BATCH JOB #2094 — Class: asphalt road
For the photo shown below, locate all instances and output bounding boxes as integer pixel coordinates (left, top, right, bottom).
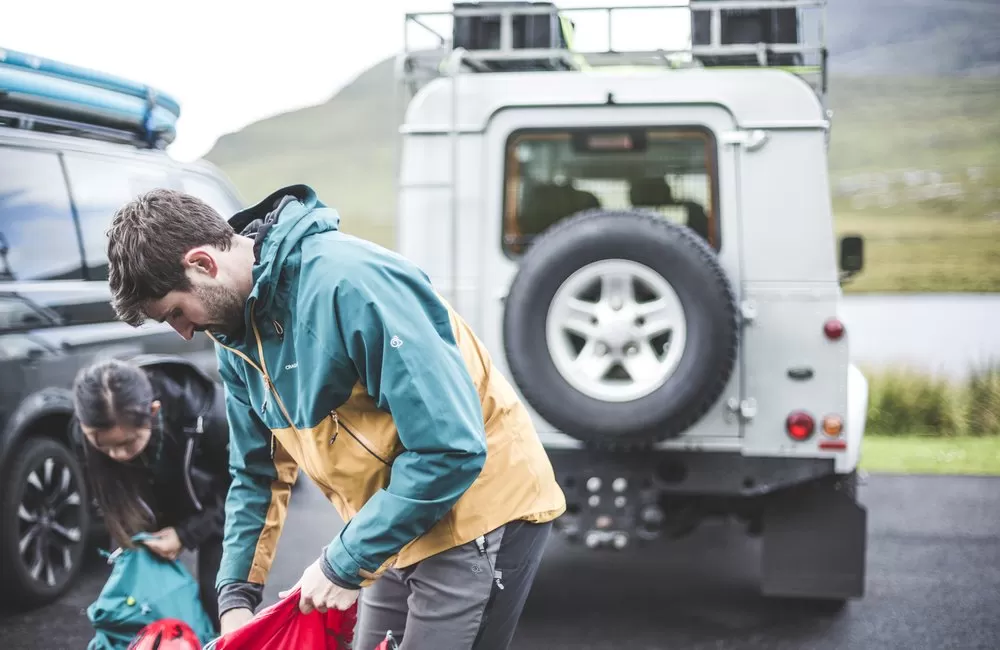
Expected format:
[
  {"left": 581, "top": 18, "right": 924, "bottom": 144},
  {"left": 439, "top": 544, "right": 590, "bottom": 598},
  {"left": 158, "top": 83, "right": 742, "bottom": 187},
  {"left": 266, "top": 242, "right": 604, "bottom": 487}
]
[{"left": 3, "top": 473, "right": 999, "bottom": 650}]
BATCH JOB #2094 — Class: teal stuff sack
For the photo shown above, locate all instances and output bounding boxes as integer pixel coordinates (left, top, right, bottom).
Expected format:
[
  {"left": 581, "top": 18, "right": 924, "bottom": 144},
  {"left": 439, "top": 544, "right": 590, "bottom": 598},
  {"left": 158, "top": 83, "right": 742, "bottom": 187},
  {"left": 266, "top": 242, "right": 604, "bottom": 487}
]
[{"left": 86, "top": 533, "right": 216, "bottom": 650}]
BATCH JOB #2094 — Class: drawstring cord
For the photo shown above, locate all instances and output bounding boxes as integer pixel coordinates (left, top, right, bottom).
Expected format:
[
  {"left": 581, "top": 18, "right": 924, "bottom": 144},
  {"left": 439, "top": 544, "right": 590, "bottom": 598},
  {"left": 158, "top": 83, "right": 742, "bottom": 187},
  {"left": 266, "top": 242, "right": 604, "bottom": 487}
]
[{"left": 474, "top": 534, "right": 504, "bottom": 591}]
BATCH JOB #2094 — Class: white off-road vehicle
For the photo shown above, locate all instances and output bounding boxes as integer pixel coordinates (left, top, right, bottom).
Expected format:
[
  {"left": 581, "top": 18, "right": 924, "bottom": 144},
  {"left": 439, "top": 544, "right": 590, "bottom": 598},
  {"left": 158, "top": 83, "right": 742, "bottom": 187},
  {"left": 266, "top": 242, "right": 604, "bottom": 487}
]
[{"left": 394, "top": 0, "right": 868, "bottom": 605}]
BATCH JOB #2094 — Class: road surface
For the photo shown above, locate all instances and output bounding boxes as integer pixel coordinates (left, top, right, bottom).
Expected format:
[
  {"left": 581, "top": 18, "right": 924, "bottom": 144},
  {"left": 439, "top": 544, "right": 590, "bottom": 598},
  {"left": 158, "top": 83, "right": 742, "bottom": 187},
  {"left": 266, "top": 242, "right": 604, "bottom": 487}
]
[{"left": 2, "top": 473, "right": 999, "bottom": 650}]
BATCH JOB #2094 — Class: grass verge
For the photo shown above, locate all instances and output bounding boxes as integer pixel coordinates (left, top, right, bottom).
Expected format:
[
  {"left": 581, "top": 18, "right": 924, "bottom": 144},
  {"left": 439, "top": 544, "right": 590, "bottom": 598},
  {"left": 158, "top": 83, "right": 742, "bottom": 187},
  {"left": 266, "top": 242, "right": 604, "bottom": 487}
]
[
  {"left": 860, "top": 364, "right": 1000, "bottom": 475},
  {"left": 865, "top": 363, "right": 1000, "bottom": 436},
  {"left": 860, "top": 435, "right": 1000, "bottom": 476}
]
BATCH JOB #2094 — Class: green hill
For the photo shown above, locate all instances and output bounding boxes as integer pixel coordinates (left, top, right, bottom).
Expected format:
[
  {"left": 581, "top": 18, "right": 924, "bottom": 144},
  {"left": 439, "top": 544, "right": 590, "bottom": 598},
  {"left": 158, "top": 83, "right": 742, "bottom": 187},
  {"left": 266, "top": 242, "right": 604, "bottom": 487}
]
[
  {"left": 205, "top": 57, "right": 404, "bottom": 244},
  {"left": 202, "top": 2, "right": 1000, "bottom": 293}
]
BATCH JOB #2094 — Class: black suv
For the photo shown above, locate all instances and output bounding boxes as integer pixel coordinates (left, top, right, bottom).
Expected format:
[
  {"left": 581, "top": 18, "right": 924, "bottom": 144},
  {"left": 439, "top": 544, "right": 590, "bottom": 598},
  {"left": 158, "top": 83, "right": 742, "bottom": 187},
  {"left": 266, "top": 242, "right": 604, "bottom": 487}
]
[{"left": 0, "top": 113, "right": 242, "bottom": 607}]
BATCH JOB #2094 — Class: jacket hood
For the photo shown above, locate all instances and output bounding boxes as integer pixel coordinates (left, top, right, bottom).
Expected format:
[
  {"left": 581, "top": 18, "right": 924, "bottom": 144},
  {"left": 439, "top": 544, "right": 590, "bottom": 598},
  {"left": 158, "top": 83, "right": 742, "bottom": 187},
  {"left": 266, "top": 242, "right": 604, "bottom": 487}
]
[{"left": 220, "top": 184, "right": 340, "bottom": 344}]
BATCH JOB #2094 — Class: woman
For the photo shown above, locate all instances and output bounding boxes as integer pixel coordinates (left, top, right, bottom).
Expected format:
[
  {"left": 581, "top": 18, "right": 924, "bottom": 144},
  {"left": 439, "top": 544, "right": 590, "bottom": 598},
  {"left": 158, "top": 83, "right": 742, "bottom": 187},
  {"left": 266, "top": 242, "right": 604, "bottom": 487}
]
[{"left": 70, "top": 355, "right": 231, "bottom": 631}]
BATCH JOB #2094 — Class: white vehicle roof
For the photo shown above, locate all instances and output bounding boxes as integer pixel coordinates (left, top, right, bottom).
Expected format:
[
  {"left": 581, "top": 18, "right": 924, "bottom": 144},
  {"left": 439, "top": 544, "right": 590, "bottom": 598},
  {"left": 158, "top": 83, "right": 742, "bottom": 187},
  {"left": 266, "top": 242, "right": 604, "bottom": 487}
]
[{"left": 401, "top": 67, "right": 828, "bottom": 135}]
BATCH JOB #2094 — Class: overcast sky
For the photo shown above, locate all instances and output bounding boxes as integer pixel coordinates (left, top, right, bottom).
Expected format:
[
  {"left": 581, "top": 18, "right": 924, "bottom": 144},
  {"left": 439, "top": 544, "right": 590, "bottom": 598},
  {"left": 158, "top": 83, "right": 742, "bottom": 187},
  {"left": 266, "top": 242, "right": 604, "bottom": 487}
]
[{"left": 3, "top": 1, "right": 691, "bottom": 161}]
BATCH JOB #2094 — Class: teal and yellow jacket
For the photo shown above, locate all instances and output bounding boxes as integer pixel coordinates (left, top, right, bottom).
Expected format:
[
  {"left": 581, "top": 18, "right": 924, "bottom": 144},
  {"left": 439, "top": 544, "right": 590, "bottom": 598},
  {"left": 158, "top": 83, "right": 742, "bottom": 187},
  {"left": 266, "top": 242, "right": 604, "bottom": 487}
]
[{"left": 209, "top": 186, "right": 565, "bottom": 612}]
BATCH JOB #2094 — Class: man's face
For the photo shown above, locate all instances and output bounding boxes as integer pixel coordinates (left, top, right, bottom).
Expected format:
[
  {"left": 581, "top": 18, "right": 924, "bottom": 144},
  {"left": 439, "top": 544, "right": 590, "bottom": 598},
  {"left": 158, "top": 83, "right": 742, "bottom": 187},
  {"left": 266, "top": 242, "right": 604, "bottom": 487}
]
[{"left": 147, "top": 274, "right": 246, "bottom": 341}]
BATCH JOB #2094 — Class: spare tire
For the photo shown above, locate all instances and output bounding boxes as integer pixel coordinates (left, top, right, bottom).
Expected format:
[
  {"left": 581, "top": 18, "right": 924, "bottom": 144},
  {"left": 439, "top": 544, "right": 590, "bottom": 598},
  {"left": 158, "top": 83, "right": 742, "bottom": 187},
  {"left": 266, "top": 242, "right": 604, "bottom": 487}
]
[{"left": 503, "top": 209, "right": 739, "bottom": 447}]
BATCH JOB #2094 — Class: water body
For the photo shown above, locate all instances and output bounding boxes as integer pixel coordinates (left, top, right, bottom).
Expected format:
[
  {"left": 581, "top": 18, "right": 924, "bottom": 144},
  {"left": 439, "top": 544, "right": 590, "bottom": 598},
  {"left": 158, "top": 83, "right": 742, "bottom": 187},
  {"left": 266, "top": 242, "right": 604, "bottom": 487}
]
[{"left": 841, "top": 293, "right": 1000, "bottom": 379}]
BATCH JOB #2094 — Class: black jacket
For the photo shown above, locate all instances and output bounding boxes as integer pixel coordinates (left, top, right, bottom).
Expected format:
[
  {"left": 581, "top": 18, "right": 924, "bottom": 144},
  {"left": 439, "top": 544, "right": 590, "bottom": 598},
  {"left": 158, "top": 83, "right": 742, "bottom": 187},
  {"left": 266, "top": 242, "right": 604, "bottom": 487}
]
[{"left": 71, "top": 355, "right": 232, "bottom": 550}]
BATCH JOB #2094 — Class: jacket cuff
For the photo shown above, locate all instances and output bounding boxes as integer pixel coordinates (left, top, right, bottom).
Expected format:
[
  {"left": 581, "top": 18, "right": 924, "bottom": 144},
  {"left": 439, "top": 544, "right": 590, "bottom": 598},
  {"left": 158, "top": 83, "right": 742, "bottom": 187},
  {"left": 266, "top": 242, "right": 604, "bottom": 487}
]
[
  {"left": 322, "top": 541, "right": 363, "bottom": 589},
  {"left": 174, "top": 519, "right": 201, "bottom": 550},
  {"left": 218, "top": 581, "right": 264, "bottom": 616}
]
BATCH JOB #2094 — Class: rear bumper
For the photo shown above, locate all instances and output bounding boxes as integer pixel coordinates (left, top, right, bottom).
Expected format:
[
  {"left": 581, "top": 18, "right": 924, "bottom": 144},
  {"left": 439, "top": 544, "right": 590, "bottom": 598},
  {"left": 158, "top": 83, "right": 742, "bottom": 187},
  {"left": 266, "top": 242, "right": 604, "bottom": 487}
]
[
  {"left": 548, "top": 448, "right": 838, "bottom": 500},
  {"left": 547, "top": 449, "right": 867, "bottom": 600}
]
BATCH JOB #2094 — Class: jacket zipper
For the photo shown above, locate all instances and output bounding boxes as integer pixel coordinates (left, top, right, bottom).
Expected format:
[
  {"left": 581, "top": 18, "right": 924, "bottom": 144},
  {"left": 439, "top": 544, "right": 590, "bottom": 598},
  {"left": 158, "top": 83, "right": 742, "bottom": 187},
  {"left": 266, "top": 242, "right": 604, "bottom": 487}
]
[
  {"left": 207, "top": 303, "right": 348, "bottom": 508},
  {"left": 182, "top": 436, "right": 204, "bottom": 512},
  {"left": 329, "top": 412, "right": 391, "bottom": 466},
  {"left": 247, "top": 308, "right": 301, "bottom": 460}
]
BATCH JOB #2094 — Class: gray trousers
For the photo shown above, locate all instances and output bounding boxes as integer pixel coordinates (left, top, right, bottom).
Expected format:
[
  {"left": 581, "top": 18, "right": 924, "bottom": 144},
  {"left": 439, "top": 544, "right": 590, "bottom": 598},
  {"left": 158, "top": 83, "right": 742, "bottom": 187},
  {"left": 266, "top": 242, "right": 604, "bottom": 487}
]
[{"left": 355, "top": 520, "right": 552, "bottom": 650}]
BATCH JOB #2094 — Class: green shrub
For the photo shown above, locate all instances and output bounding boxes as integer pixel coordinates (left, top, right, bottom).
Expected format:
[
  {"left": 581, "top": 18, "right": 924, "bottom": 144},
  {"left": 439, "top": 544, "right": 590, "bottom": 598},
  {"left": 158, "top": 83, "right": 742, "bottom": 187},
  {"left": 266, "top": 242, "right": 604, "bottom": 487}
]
[
  {"left": 964, "top": 363, "right": 1000, "bottom": 435},
  {"left": 864, "top": 362, "right": 1000, "bottom": 436},
  {"left": 866, "top": 367, "right": 961, "bottom": 436}
]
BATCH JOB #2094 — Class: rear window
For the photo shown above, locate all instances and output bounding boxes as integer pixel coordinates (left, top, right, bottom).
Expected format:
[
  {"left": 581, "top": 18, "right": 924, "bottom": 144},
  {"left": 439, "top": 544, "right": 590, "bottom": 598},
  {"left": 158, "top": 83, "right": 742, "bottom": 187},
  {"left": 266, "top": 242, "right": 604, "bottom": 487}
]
[
  {"left": 502, "top": 127, "right": 720, "bottom": 256},
  {"left": 62, "top": 153, "right": 178, "bottom": 281},
  {"left": 0, "top": 147, "right": 83, "bottom": 281},
  {"left": 180, "top": 171, "right": 242, "bottom": 219}
]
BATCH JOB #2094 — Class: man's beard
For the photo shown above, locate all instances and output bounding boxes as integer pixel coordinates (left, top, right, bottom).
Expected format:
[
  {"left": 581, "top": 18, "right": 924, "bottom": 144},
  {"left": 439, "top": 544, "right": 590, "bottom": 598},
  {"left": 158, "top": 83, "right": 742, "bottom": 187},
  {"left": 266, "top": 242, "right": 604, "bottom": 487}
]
[{"left": 194, "top": 283, "right": 246, "bottom": 338}]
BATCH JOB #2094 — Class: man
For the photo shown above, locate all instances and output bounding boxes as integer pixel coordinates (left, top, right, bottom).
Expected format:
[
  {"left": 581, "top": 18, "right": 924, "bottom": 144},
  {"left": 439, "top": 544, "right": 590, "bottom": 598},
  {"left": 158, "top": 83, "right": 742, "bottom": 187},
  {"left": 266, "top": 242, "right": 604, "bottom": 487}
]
[{"left": 105, "top": 185, "right": 566, "bottom": 649}]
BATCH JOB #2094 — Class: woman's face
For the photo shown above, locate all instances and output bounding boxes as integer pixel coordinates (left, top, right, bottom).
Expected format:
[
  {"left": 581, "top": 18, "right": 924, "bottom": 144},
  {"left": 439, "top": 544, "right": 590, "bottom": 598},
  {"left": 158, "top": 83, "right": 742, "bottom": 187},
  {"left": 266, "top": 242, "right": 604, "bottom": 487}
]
[{"left": 81, "top": 401, "right": 161, "bottom": 462}]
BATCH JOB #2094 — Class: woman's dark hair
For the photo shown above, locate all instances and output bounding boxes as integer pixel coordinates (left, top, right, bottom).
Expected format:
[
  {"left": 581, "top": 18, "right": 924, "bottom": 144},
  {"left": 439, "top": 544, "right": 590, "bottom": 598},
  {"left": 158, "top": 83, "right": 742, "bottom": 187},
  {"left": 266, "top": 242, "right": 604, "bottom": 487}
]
[{"left": 72, "top": 359, "right": 156, "bottom": 548}]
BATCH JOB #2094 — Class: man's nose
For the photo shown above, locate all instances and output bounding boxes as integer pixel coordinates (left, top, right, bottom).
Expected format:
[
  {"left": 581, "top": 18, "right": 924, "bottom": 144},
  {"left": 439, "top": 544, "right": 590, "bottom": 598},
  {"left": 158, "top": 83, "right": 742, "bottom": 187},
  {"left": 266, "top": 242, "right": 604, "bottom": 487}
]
[{"left": 169, "top": 321, "right": 194, "bottom": 341}]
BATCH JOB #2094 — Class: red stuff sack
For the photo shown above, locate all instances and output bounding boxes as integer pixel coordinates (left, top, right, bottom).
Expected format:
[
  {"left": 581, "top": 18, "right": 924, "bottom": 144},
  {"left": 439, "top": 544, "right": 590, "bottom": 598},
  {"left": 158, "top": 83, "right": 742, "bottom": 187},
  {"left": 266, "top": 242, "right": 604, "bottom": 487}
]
[{"left": 208, "top": 589, "right": 356, "bottom": 650}]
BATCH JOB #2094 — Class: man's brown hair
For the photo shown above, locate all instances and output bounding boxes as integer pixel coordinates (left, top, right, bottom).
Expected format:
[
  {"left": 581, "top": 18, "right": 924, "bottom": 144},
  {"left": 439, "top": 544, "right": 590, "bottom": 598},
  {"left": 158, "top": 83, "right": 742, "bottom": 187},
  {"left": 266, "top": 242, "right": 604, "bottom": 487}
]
[{"left": 106, "top": 189, "right": 234, "bottom": 327}]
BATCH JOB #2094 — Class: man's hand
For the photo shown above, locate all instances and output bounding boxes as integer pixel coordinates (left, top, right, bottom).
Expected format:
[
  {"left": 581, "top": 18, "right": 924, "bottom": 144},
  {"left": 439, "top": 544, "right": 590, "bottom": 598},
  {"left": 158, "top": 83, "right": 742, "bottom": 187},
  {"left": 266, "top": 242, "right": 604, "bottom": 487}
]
[
  {"left": 142, "top": 527, "right": 183, "bottom": 561},
  {"left": 219, "top": 608, "right": 254, "bottom": 636},
  {"left": 279, "top": 558, "right": 360, "bottom": 614}
]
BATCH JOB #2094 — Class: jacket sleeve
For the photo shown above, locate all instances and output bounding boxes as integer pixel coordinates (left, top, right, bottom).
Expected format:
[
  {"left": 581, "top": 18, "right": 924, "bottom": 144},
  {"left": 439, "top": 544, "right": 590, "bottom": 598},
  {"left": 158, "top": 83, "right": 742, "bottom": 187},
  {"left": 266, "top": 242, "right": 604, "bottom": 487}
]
[
  {"left": 174, "top": 493, "right": 225, "bottom": 551},
  {"left": 315, "top": 254, "right": 488, "bottom": 588},
  {"left": 173, "top": 376, "right": 232, "bottom": 551},
  {"left": 212, "top": 348, "right": 298, "bottom": 615}
]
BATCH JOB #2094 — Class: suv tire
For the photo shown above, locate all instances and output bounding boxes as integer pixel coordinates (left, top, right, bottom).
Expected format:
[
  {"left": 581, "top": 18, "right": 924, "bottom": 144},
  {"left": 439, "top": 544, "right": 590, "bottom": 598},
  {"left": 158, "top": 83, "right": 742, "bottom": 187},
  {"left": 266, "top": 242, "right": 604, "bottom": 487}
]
[
  {"left": 0, "top": 437, "right": 91, "bottom": 608},
  {"left": 503, "top": 209, "right": 739, "bottom": 447}
]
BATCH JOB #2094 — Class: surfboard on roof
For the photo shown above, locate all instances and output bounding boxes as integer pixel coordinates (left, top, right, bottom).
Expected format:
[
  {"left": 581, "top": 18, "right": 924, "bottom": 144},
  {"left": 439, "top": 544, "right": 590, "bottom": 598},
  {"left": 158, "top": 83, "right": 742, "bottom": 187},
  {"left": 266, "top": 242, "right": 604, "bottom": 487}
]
[{"left": 0, "top": 46, "right": 180, "bottom": 149}]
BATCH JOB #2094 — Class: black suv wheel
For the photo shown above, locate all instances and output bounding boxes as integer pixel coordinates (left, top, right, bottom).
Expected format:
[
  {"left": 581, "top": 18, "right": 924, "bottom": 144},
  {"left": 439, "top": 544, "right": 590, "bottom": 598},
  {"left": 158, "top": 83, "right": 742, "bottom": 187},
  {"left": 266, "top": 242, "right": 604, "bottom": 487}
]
[{"left": 0, "top": 438, "right": 90, "bottom": 608}]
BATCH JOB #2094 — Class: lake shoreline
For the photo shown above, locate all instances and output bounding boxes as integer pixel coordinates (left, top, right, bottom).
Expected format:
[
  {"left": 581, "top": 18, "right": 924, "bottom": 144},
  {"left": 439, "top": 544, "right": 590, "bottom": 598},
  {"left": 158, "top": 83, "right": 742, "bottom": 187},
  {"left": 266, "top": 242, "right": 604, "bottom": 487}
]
[{"left": 842, "top": 293, "right": 999, "bottom": 379}]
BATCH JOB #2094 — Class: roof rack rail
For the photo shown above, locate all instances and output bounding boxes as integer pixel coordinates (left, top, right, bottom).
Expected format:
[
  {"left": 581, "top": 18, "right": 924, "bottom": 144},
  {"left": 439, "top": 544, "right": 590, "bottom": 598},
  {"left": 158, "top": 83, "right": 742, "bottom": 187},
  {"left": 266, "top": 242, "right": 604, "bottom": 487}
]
[
  {"left": 398, "top": 0, "right": 828, "bottom": 107},
  {"left": 0, "top": 108, "right": 157, "bottom": 148},
  {"left": 0, "top": 47, "right": 181, "bottom": 149}
]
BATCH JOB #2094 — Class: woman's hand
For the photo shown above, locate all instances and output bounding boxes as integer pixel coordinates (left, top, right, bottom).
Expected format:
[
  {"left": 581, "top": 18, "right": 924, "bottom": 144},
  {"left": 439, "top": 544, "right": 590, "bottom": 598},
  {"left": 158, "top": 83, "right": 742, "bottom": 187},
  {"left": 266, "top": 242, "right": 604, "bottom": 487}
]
[{"left": 142, "top": 527, "right": 183, "bottom": 560}]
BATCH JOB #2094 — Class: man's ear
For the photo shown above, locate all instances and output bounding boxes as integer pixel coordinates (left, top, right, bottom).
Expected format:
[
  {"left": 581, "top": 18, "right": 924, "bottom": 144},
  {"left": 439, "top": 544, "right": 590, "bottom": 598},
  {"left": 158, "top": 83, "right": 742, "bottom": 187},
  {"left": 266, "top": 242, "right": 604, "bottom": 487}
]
[
  {"left": 150, "top": 400, "right": 162, "bottom": 418},
  {"left": 184, "top": 248, "right": 219, "bottom": 278}
]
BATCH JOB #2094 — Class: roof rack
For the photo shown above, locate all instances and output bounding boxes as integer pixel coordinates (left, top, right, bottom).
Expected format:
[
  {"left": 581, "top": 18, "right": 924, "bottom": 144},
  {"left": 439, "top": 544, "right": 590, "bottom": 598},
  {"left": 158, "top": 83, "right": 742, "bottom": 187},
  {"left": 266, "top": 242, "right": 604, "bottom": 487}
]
[
  {"left": 0, "top": 47, "right": 181, "bottom": 149},
  {"left": 397, "top": 0, "right": 828, "bottom": 107}
]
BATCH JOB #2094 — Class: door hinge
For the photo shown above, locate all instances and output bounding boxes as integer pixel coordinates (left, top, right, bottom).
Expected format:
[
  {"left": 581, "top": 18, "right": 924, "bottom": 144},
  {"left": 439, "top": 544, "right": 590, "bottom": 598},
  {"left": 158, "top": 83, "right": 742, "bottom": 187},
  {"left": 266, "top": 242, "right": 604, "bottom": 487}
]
[
  {"left": 721, "top": 129, "right": 769, "bottom": 152},
  {"left": 726, "top": 397, "right": 758, "bottom": 423},
  {"left": 740, "top": 299, "right": 757, "bottom": 325}
]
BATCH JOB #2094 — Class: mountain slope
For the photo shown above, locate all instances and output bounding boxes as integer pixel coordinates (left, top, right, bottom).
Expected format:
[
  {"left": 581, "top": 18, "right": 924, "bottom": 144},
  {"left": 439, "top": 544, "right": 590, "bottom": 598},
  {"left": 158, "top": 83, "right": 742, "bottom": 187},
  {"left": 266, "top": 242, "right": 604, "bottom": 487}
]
[{"left": 205, "top": 57, "right": 403, "bottom": 242}]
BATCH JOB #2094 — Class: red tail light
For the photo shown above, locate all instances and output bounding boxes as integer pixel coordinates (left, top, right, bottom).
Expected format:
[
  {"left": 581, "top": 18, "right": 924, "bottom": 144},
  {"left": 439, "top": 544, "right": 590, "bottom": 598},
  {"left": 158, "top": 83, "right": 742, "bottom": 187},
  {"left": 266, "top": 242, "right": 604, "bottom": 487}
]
[
  {"left": 786, "top": 411, "right": 815, "bottom": 441},
  {"left": 823, "top": 318, "right": 845, "bottom": 340}
]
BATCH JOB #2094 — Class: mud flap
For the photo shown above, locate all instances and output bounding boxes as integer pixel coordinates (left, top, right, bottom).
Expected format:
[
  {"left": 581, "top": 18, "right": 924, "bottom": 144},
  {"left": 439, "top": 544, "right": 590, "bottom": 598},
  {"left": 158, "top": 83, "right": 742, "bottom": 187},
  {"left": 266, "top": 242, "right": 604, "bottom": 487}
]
[{"left": 760, "top": 475, "right": 867, "bottom": 600}]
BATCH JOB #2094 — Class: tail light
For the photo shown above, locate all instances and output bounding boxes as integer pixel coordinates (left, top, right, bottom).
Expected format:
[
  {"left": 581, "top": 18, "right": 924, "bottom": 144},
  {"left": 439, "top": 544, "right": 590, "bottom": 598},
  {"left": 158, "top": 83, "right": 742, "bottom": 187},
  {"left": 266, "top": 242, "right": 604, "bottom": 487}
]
[
  {"left": 822, "top": 415, "right": 843, "bottom": 437},
  {"left": 819, "top": 414, "right": 847, "bottom": 450},
  {"left": 786, "top": 411, "right": 814, "bottom": 441},
  {"left": 823, "top": 318, "right": 845, "bottom": 340}
]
